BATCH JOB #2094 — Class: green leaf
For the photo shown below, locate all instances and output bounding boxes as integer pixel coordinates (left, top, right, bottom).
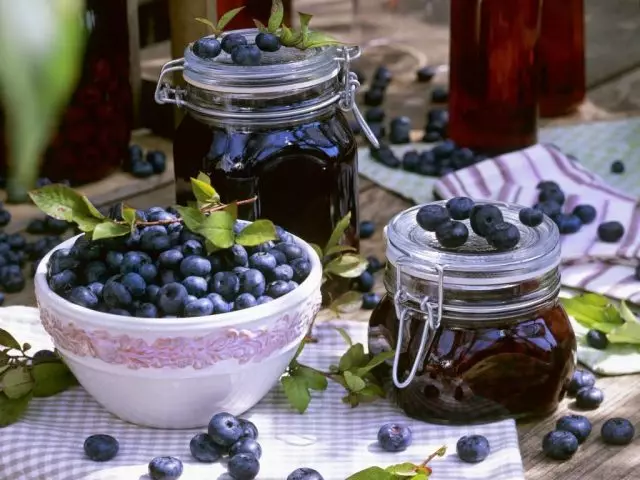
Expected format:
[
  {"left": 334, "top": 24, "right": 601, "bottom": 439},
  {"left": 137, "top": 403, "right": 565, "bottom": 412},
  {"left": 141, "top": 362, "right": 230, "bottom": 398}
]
[
  {"left": 253, "top": 19, "right": 268, "bottom": 32},
  {"left": 325, "top": 254, "right": 368, "bottom": 278},
  {"left": 281, "top": 375, "right": 310, "bottom": 413},
  {"left": 122, "top": 207, "right": 137, "bottom": 231},
  {"left": 0, "top": 392, "right": 32, "bottom": 427},
  {"left": 82, "top": 197, "right": 106, "bottom": 219},
  {"left": 0, "top": 366, "right": 9, "bottom": 376},
  {"left": 235, "top": 220, "right": 277, "bottom": 247},
  {"left": 175, "top": 206, "right": 205, "bottom": 233},
  {"left": 357, "top": 350, "right": 396, "bottom": 376},
  {"left": 330, "top": 291, "right": 363, "bottom": 314},
  {"left": 301, "top": 31, "right": 344, "bottom": 49},
  {"left": 294, "top": 365, "right": 328, "bottom": 391},
  {"left": 619, "top": 301, "right": 639, "bottom": 324},
  {"left": 31, "top": 362, "right": 75, "bottom": 397},
  {"left": 224, "top": 202, "right": 238, "bottom": 221},
  {"left": 197, "top": 171, "right": 211, "bottom": 184},
  {"left": 199, "top": 211, "right": 235, "bottom": 249},
  {"left": 608, "top": 321, "right": 640, "bottom": 345},
  {"left": 560, "top": 297, "right": 622, "bottom": 333},
  {"left": 358, "top": 383, "right": 385, "bottom": 398},
  {"left": 297, "top": 12, "right": 313, "bottom": 44},
  {"left": 385, "top": 463, "right": 417, "bottom": 476},
  {"left": 309, "top": 243, "right": 324, "bottom": 260},
  {"left": 324, "top": 212, "right": 351, "bottom": 252},
  {"left": 29, "top": 184, "right": 90, "bottom": 222},
  {"left": 191, "top": 177, "right": 220, "bottom": 205},
  {"left": 217, "top": 7, "right": 245, "bottom": 31},
  {"left": 0, "top": 329, "right": 20, "bottom": 350},
  {"left": 279, "top": 24, "right": 302, "bottom": 47},
  {"left": 339, "top": 343, "right": 367, "bottom": 372},
  {"left": 195, "top": 17, "right": 218, "bottom": 34},
  {"left": 334, "top": 326, "right": 353, "bottom": 346},
  {"left": 268, "top": 0, "right": 285, "bottom": 33},
  {"left": 325, "top": 244, "right": 357, "bottom": 257},
  {"left": 92, "top": 221, "right": 131, "bottom": 241},
  {"left": 346, "top": 466, "right": 393, "bottom": 480},
  {"left": 579, "top": 293, "right": 610, "bottom": 307},
  {"left": 1, "top": 366, "right": 33, "bottom": 399},
  {"left": 343, "top": 371, "right": 366, "bottom": 392}
]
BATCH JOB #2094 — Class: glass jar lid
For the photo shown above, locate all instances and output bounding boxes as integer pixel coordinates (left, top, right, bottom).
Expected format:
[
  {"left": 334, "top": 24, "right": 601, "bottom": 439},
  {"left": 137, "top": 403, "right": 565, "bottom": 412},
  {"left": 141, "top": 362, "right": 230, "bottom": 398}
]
[{"left": 385, "top": 200, "right": 561, "bottom": 288}]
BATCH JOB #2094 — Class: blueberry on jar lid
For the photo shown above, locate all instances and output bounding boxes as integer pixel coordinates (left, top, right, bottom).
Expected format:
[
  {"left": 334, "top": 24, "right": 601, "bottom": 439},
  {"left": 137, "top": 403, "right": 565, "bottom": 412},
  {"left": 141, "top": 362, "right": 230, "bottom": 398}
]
[
  {"left": 469, "top": 205, "right": 503, "bottom": 237},
  {"left": 435, "top": 221, "right": 469, "bottom": 249},
  {"left": 486, "top": 222, "right": 520, "bottom": 251},
  {"left": 255, "top": 32, "right": 280, "bottom": 52},
  {"left": 221, "top": 32, "right": 248, "bottom": 54},
  {"left": 518, "top": 207, "right": 543, "bottom": 227},
  {"left": 446, "top": 197, "right": 474, "bottom": 220},
  {"left": 416, "top": 204, "right": 450, "bottom": 232},
  {"left": 193, "top": 37, "right": 222, "bottom": 59},
  {"left": 232, "top": 45, "right": 262, "bottom": 66}
]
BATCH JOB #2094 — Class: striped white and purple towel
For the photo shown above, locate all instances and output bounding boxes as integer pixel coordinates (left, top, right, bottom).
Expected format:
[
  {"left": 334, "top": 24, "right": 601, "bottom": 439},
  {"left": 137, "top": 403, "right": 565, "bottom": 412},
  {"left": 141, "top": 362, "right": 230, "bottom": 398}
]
[{"left": 433, "top": 143, "right": 640, "bottom": 304}]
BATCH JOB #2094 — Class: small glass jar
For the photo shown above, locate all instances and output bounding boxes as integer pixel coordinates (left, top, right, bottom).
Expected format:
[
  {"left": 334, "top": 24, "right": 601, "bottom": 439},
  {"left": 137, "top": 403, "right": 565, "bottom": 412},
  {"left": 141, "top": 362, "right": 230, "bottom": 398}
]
[
  {"left": 155, "top": 30, "right": 376, "bottom": 249},
  {"left": 368, "top": 201, "right": 576, "bottom": 425}
]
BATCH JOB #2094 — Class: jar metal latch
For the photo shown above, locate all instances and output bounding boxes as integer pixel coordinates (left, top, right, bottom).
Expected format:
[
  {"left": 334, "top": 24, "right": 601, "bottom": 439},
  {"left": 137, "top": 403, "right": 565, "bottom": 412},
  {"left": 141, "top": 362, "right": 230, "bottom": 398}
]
[
  {"left": 391, "top": 257, "right": 445, "bottom": 389},
  {"left": 153, "top": 46, "right": 379, "bottom": 148}
]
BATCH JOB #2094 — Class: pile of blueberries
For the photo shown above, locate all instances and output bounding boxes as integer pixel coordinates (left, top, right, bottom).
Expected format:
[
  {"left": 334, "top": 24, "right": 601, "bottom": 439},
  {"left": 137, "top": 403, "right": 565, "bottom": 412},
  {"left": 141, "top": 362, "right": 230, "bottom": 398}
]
[
  {"left": 192, "top": 31, "right": 282, "bottom": 66},
  {"left": 542, "top": 368, "right": 635, "bottom": 461},
  {"left": 354, "top": 220, "right": 383, "bottom": 311},
  {"left": 45, "top": 208, "right": 312, "bottom": 318},
  {"left": 124, "top": 145, "right": 167, "bottom": 179}
]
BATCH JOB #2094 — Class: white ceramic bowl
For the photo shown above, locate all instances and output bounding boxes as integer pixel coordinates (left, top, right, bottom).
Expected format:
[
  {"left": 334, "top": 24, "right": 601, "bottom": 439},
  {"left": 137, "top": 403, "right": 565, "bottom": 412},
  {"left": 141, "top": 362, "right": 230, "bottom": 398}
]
[{"left": 34, "top": 232, "right": 322, "bottom": 429}]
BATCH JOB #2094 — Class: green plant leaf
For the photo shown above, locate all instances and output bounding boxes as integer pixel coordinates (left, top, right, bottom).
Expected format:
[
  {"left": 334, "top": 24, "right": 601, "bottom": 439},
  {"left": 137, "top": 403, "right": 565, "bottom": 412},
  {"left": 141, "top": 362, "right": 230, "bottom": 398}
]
[
  {"left": 191, "top": 177, "right": 220, "bottom": 205},
  {"left": 175, "top": 206, "right": 205, "bottom": 233},
  {"left": 279, "top": 24, "right": 302, "bottom": 47},
  {"left": 199, "top": 211, "right": 235, "bottom": 249},
  {"left": 281, "top": 375, "right": 310, "bottom": 413},
  {"left": 122, "top": 207, "right": 137, "bottom": 231},
  {"left": 0, "top": 365, "right": 9, "bottom": 376},
  {"left": 268, "top": 0, "right": 284, "bottom": 33},
  {"left": 195, "top": 17, "right": 217, "bottom": 32},
  {"left": 253, "top": 19, "right": 268, "bottom": 32},
  {"left": 619, "top": 301, "right": 639, "bottom": 324},
  {"left": 29, "top": 184, "right": 90, "bottom": 222},
  {"left": 339, "top": 343, "right": 367, "bottom": 372},
  {"left": 309, "top": 243, "right": 323, "bottom": 260},
  {"left": 560, "top": 296, "right": 623, "bottom": 333},
  {"left": 301, "top": 31, "right": 344, "bottom": 49},
  {"left": 413, "top": 474, "right": 429, "bottom": 480},
  {"left": 358, "top": 383, "right": 385, "bottom": 398},
  {"left": 196, "top": 171, "right": 211, "bottom": 184},
  {"left": 1, "top": 366, "right": 33, "bottom": 399},
  {"left": 325, "top": 244, "right": 357, "bottom": 257},
  {"left": 325, "top": 254, "right": 368, "bottom": 278},
  {"left": 324, "top": 212, "right": 351, "bottom": 252},
  {"left": 294, "top": 365, "right": 328, "bottom": 391},
  {"left": 385, "top": 463, "right": 417, "bottom": 476},
  {"left": 92, "top": 221, "right": 131, "bottom": 241},
  {"left": 343, "top": 371, "right": 366, "bottom": 392},
  {"left": 235, "top": 220, "right": 277, "bottom": 246},
  {"left": 608, "top": 321, "right": 640, "bottom": 345},
  {"left": 579, "top": 293, "right": 609, "bottom": 307},
  {"left": 297, "top": 12, "right": 313, "bottom": 44},
  {"left": 0, "top": 329, "right": 20, "bottom": 350},
  {"left": 224, "top": 202, "right": 238, "bottom": 221},
  {"left": 217, "top": 6, "right": 245, "bottom": 31},
  {"left": 330, "top": 290, "right": 363, "bottom": 313},
  {"left": 31, "top": 362, "right": 76, "bottom": 397},
  {"left": 357, "top": 350, "right": 395, "bottom": 376},
  {"left": 0, "top": 392, "right": 32, "bottom": 427},
  {"left": 82, "top": 197, "right": 106, "bottom": 219},
  {"left": 334, "top": 326, "right": 353, "bottom": 346},
  {"left": 346, "top": 466, "right": 393, "bottom": 480}
]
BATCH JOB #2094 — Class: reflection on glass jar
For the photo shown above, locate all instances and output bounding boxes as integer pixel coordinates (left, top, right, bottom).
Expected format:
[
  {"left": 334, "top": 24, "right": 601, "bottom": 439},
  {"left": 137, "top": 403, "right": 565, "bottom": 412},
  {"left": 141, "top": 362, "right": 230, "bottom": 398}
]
[{"left": 368, "top": 201, "right": 576, "bottom": 424}]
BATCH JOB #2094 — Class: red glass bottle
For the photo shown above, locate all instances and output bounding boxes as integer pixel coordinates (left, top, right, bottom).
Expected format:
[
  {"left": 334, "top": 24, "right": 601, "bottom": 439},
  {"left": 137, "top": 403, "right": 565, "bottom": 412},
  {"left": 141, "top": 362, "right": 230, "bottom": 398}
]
[
  {"left": 539, "top": 0, "right": 586, "bottom": 118},
  {"left": 216, "top": 0, "right": 292, "bottom": 30},
  {"left": 448, "top": 0, "right": 542, "bottom": 154}
]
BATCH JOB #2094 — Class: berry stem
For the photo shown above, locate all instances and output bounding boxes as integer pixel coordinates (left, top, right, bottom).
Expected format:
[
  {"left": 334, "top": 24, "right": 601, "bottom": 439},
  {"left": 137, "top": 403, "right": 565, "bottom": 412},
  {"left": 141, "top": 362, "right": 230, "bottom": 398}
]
[{"left": 419, "top": 446, "right": 448, "bottom": 467}]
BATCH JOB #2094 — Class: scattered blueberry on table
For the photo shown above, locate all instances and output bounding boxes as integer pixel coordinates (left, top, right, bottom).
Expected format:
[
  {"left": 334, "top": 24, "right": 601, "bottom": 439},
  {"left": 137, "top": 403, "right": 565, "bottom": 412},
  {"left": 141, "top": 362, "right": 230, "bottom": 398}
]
[
  {"left": 125, "top": 144, "right": 167, "bottom": 179},
  {"left": 542, "top": 430, "right": 579, "bottom": 460},
  {"left": 287, "top": 467, "right": 325, "bottom": 480},
  {"left": 353, "top": 270, "right": 374, "bottom": 292},
  {"left": 362, "top": 292, "right": 381, "bottom": 310},
  {"left": 597, "top": 221, "right": 625, "bottom": 243},
  {"left": 148, "top": 456, "right": 184, "bottom": 480},
  {"left": 601, "top": 418, "right": 635, "bottom": 445},
  {"left": 189, "top": 433, "right": 224, "bottom": 463},
  {"left": 575, "top": 386, "right": 604, "bottom": 410},
  {"left": 610, "top": 160, "right": 625, "bottom": 174},
  {"left": 456, "top": 435, "right": 491, "bottom": 463},
  {"left": 416, "top": 65, "right": 437, "bottom": 83},
  {"left": 567, "top": 369, "right": 595, "bottom": 398},
  {"left": 360, "top": 220, "right": 376, "bottom": 239},
  {"left": 519, "top": 207, "right": 543, "bottom": 227},
  {"left": 366, "top": 255, "right": 384, "bottom": 273},
  {"left": 377, "top": 423, "right": 413, "bottom": 452},
  {"left": 83, "top": 434, "right": 119, "bottom": 462},
  {"left": 586, "top": 329, "right": 609, "bottom": 350},
  {"left": 572, "top": 205, "right": 596, "bottom": 225},
  {"left": 431, "top": 85, "right": 449, "bottom": 103},
  {"left": 555, "top": 415, "right": 592, "bottom": 444}
]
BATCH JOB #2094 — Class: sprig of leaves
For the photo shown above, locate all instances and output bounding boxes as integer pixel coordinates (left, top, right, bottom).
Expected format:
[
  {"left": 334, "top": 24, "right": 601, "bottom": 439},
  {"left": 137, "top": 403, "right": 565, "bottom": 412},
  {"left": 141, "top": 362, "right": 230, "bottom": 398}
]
[
  {"left": 281, "top": 327, "right": 394, "bottom": 413},
  {"left": 0, "top": 329, "right": 77, "bottom": 427},
  {"left": 347, "top": 446, "right": 447, "bottom": 479},
  {"left": 28, "top": 172, "right": 276, "bottom": 253},
  {"left": 561, "top": 293, "right": 640, "bottom": 345},
  {"left": 195, "top": 7, "right": 245, "bottom": 37}
]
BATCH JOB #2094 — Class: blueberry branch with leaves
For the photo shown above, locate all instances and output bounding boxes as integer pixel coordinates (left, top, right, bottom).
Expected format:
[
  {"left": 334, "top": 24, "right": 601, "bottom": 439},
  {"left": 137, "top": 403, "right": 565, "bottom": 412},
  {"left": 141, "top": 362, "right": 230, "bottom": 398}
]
[{"left": 347, "top": 446, "right": 447, "bottom": 479}]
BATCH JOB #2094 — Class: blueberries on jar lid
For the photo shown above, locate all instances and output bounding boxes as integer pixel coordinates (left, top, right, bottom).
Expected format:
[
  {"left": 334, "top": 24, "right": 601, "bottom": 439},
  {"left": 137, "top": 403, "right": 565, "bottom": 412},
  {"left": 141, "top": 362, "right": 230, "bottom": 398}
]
[
  {"left": 221, "top": 32, "right": 248, "bottom": 54},
  {"left": 519, "top": 207, "right": 543, "bottom": 227},
  {"left": 255, "top": 32, "right": 281, "bottom": 52},
  {"left": 446, "top": 197, "right": 474, "bottom": 220},
  {"left": 193, "top": 37, "right": 222, "bottom": 59},
  {"left": 486, "top": 222, "right": 520, "bottom": 251},
  {"left": 469, "top": 205, "right": 503, "bottom": 237},
  {"left": 435, "top": 221, "right": 469, "bottom": 249},
  {"left": 417, "top": 204, "right": 450, "bottom": 232},
  {"left": 231, "top": 45, "right": 262, "bottom": 66}
]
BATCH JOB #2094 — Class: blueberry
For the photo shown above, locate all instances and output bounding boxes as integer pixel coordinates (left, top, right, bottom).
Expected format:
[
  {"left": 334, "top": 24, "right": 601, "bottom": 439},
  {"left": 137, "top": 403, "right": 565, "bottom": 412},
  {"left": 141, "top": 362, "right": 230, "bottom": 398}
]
[
  {"left": 534, "top": 200, "right": 562, "bottom": 218},
  {"left": 416, "top": 204, "right": 450, "bottom": 232},
  {"left": 519, "top": 207, "right": 544, "bottom": 227},
  {"left": 274, "top": 226, "right": 294, "bottom": 244},
  {"left": 487, "top": 222, "right": 520, "bottom": 251},
  {"left": 27, "top": 219, "right": 47, "bottom": 234},
  {"left": 586, "top": 329, "right": 608, "bottom": 350},
  {"left": 211, "top": 271, "right": 240, "bottom": 301},
  {"left": 207, "top": 293, "right": 232, "bottom": 314},
  {"left": 366, "top": 256, "right": 384, "bottom": 273},
  {"left": 185, "top": 294, "right": 198, "bottom": 306},
  {"left": 234, "top": 266, "right": 250, "bottom": 276},
  {"left": 160, "top": 269, "right": 179, "bottom": 285},
  {"left": 120, "top": 251, "right": 152, "bottom": 275},
  {"left": 232, "top": 45, "right": 262, "bottom": 66},
  {"left": 44, "top": 217, "right": 68, "bottom": 235},
  {"left": 141, "top": 230, "right": 171, "bottom": 253},
  {"left": 230, "top": 438, "right": 262, "bottom": 459},
  {"left": 221, "top": 33, "right": 248, "bottom": 54},
  {"left": 353, "top": 271, "right": 375, "bottom": 292},
  {"left": 235, "top": 293, "right": 257, "bottom": 310},
  {"left": 256, "top": 295, "right": 273, "bottom": 305},
  {"left": 139, "top": 263, "right": 158, "bottom": 283},
  {"left": 0, "top": 292, "right": 6, "bottom": 306},
  {"left": 290, "top": 258, "right": 311, "bottom": 283},
  {"left": 451, "top": 148, "right": 475, "bottom": 169},
  {"left": 435, "top": 220, "right": 469, "bottom": 248},
  {"left": 402, "top": 150, "right": 420, "bottom": 172},
  {"left": 389, "top": 117, "right": 411, "bottom": 144},
  {"left": 84, "top": 261, "right": 108, "bottom": 284},
  {"left": 572, "top": 205, "right": 597, "bottom": 224},
  {"left": 537, "top": 180, "right": 560, "bottom": 190},
  {"left": 122, "top": 272, "right": 146, "bottom": 297},
  {"left": 148, "top": 456, "right": 183, "bottom": 480},
  {"left": 239, "top": 419, "right": 259, "bottom": 439},
  {"left": 131, "top": 160, "right": 154, "bottom": 178},
  {"left": 469, "top": 205, "right": 504, "bottom": 237},
  {"left": 249, "top": 252, "right": 277, "bottom": 276},
  {"left": 377, "top": 423, "right": 412, "bottom": 452},
  {"left": 417, "top": 65, "right": 437, "bottom": 82},
  {"left": 32, "top": 349, "right": 57, "bottom": 364},
  {"left": 456, "top": 435, "right": 491, "bottom": 463},
  {"left": 370, "top": 145, "right": 400, "bottom": 168},
  {"left": 422, "top": 131, "right": 443, "bottom": 143},
  {"left": 368, "top": 123, "right": 387, "bottom": 142},
  {"left": 555, "top": 415, "right": 592, "bottom": 444},
  {"left": 136, "top": 303, "right": 158, "bottom": 318},
  {"left": 611, "top": 160, "right": 625, "bottom": 174},
  {"left": 538, "top": 187, "right": 565, "bottom": 205},
  {"left": 360, "top": 221, "right": 375, "bottom": 239},
  {"left": 636, "top": 264, "right": 640, "bottom": 281},
  {"left": 365, "top": 107, "right": 385, "bottom": 123},
  {"left": 362, "top": 292, "right": 381, "bottom": 310},
  {"left": 271, "top": 264, "right": 294, "bottom": 282},
  {"left": 445, "top": 197, "right": 474, "bottom": 220},
  {"left": 146, "top": 284, "right": 160, "bottom": 303},
  {"left": 228, "top": 453, "right": 260, "bottom": 480},
  {"left": 48, "top": 270, "right": 77, "bottom": 294},
  {"left": 567, "top": 369, "right": 596, "bottom": 397},
  {"left": 598, "top": 221, "right": 624, "bottom": 242},
  {"left": 48, "top": 248, "right": 79, "bottom": 276},
  {"left": 239, "top": 269, "right": 266, "bottom": 297},
  {"left": 374, "top": 66, "right": 393, "bottom": 86},
  {"left": 190, "top": 432, "right": 223, "bottom": 463},
  {"left": 193, "top": 37, "right": 222, "bottom": 59},
  {"left": 181, "top": 239, "right": 204, "bottom": 257},
  {"left": 180, "top": 256, "right": 212, "bottom": 277},
  {"left": 68, "top": 286, "right": 99, "bottom": 309},
  {"left": 224, "top": 244, "right": 249, "bottom": 268},
  {"left": 105, "top": 251, "right": 124, "bottom": 271},
  {"left": 266, "top": 280, "right": 291, "bottom": 299},
  {"left": 83, "top": 434, "right": 119, "bottom": 462},
  {"left": 103, "top": 281, "right": 132, "bottom": 309},
  {"left": 146, "top": 151, "right": 167, "bottom": 174},
  {"left": 70, "top": 236, "right": 102, "bottom": 262},
  {"left": 555, "top": 214, "right": 582, "bottom": 234},
  {"left": 575, "top": 386, "right": 604, "bottom": 409},
  {"left": 87, "top": 282, "right": 104, "bottom": 299},
  {"left": 208, "top": 412, "right": 244, "bottom": 447},
  {"left": 542, "top": 430, "right": 578, "bottom": 460},
  {"left": 146, "top": 210, "right": 175, "bottom": 224},
  {"left": 287, "top": 468, "right": 324, "bottom": 480},
  {"left": 364, "top": 88, "right": 384, "bottom": 107},
  {"left": 250, "top": 241, "right": 276, "bottom": 254},
  {"left": 158, "top": 282, "right": 188, "bottom": 315},
  {"left": 184, "top": 297, "right": 214, "bottom": 317},
  {"left": 158, "top": 249, "right": 184, "bottom": 270},
  {"left": 128, "top": 144, "right": 144, "bottom": 163},
  {"left": 601, "top": 418, "right": 635, "bottom": 445},
  {"left": 255, "top": 32, "right": 280, "bottom": 52},
  {"left": 182, "top": 276, "right": 208, "bottom": 297},
  {"left": 431, "top": 86, "right": 448, "bottom": 103}
]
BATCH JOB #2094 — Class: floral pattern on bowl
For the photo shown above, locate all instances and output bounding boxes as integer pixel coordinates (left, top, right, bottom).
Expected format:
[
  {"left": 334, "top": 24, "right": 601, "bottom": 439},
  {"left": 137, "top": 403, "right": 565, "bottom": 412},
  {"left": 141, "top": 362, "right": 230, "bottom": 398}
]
[{"left": 39, "top": 297, "right": 322, "bottom": 370}]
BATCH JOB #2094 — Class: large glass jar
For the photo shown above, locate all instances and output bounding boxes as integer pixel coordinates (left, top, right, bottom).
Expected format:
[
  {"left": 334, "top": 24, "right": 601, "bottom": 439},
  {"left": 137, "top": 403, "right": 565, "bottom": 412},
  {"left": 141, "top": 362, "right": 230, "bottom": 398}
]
[
  {"left": 539, "top": 0, "right": 586, "bottom": 118},
  {"left": 448, "top": 0, "right": 542, "bottom": 154},
  {"left": 368, "top": 201, "right": 576, "bottom": 424},
  {"left": 155, "top": 30, "right": 376, "bottom": 249}
]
